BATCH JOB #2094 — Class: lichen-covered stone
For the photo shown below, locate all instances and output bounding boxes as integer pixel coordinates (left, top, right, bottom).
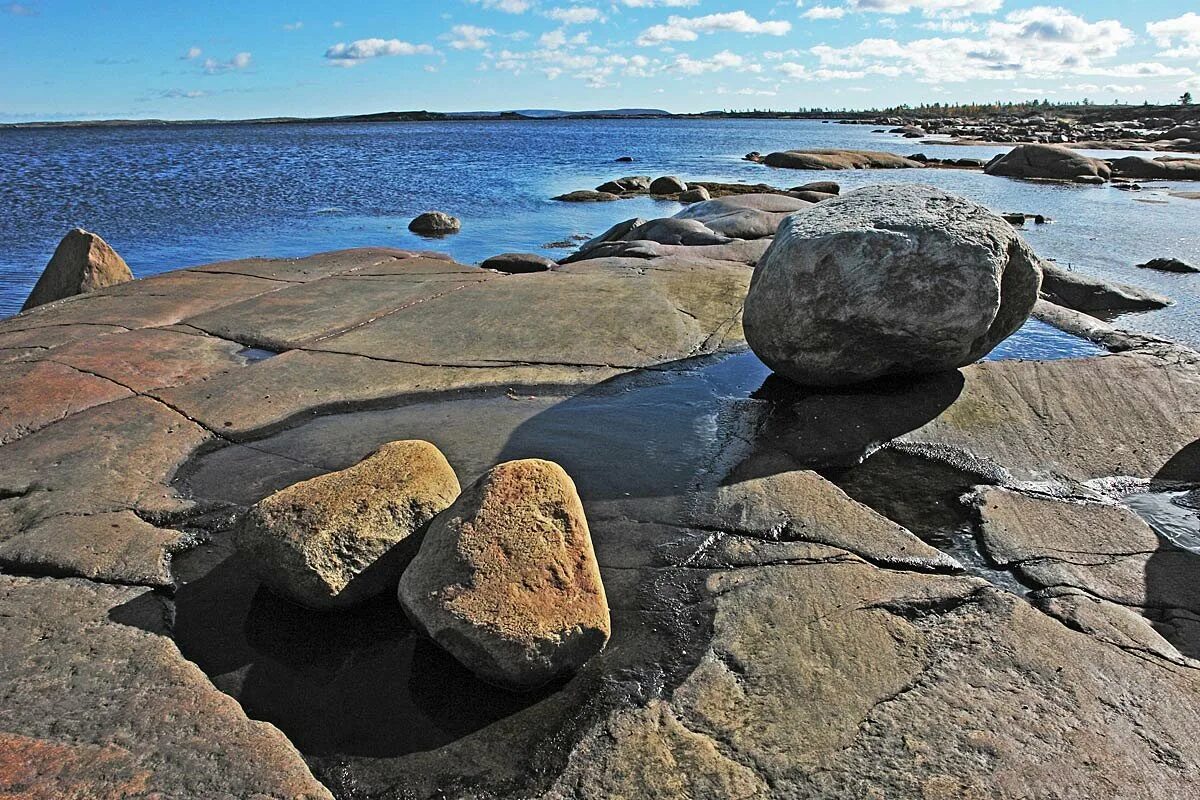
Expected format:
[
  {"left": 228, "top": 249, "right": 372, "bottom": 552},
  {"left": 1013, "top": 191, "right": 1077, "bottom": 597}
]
[
  {"left": 235, "top": 440, "right": 460, "bottom": 609},
  {"left": 398, "top": 458, "right": 610, "bottom": 690}
]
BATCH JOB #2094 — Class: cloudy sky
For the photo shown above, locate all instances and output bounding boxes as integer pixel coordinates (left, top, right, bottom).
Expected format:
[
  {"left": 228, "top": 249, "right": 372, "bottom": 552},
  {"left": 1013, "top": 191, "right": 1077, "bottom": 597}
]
[{"left": 1, "top": 1, "right": 1198, "bottom": 120}]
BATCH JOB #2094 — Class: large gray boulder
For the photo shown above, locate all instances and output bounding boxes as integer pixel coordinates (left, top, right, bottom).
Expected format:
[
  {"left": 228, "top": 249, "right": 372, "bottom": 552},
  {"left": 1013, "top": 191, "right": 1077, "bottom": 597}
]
[
  {"left": 1110, "top": 156, "right": 1200, "bottom": 181},
  {"left": 762, "top": 150, "right": 924, "bottom": 170},
  {"left": 674, "top": 193, "right": 811, "bottom": 240},
  {"left": 408, "top": 211, "right": 461, "bottom": 235},
  {"left": 399, "top": 458, "right": 610, "bottom": 691},
  {"left": 743, "top": 185, "right": 1042, "bottom": 387},
  {"left": 1041, "top": 263, "right": 1171, "bottom": 312},
  {"left": 22, "top": 229, "right": 133, "bottom": 311},
  {"left": 985, "top": 144, "right": 1111, "bottom": 183}
]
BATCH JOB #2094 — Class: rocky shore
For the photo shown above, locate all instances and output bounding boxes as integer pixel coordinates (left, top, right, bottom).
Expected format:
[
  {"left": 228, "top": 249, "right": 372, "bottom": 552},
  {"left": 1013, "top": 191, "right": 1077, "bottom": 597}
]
[{"left": 3, "top": 180, "right": 1200, "bottom": 799}]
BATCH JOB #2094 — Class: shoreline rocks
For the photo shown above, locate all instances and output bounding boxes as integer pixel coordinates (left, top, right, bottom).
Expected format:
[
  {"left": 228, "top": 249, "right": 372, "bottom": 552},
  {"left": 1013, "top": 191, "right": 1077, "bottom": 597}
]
[
  {"left": 1040, "top": 262, "right": 1172, "bottom": 313},
  {"left": 984, "top": 144, "right": 1111, "bottom": 183},
  {"left": 234, "top": 440, "right": 461, "bottom": 609},
  {"left": 743, "top": 184, "right": 1042, "bottom": 386},
  {"left": 398, "top": 458, "right": 610, "bottom": 691},
  {"left": 480, "top": 252, "right": 557, "bottom": 273},
  {"left": 21, "top": 228, "right": 133, "bottom": 311},
  {"left": 409, "top": 211, "right": 462, "bottom": 236},
  {"left": 1138, "top": 257, "right": 1199, "bottom": 274}
]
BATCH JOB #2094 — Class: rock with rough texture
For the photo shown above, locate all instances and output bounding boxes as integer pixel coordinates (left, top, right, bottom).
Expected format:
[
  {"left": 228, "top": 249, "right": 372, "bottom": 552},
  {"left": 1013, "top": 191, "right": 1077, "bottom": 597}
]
[
  {"left": 743, "top": 185, "right": 1042, "bottom": 386},
  {"left": 626, "top": 218, "right": 732, "bottom": 247},
  {"left": 791, "top": 181, "right": 841, "bottom": 195},
  {"left": 398, "top": 458, "right": 610, "bottom": 690},
  {"left": 235, "top": 440, "right": 461, "bottom": 609},
  {"left": 21, "top": 229, "right": 133, "bottom": 311},
  {"left": 649, "top": 176, "right": 688, "bottom": 194},
  {"left": 762, "top": 150, "right": 924, "bottom": 170},
  {"left": 985, "top": 144, "right": 1112, "bottom": 183},
  {"left": 676, "top": 186, "right": 710, "bottom": 203},
  {"left": 596, "top": 176, "right": 651, "bottom": 194},
  {"left": 674, "top": 193, "right": 811, "bottom": 240},
  {"left": 1139, "top": 257, "right": 1200, "bottom": 274},
  {"left": 408, "top": 212, "right": 462, "bottom": 235},
  {"left": 1040, "top": 262, "right": 1172, "bottom": 312},
  {"left": 480, "top": 252, "right": 556, "bottom": 273}
]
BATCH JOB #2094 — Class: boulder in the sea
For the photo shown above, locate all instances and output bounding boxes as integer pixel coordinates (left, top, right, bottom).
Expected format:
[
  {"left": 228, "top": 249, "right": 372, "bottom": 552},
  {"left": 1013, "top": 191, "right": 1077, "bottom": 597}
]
[
  {"left": 743, "top": 184, "right": 1042, "bottom": 387},
  {"left": 1040, "top": 262, "right": 1171, "bottom": 313},
  {"left": 677, "top": 186, "right": 711, "bottom": 203},
  {"left": 615, "top": 155, "right": 634, "bottom": 162},
  {"left": 985, "top": 144, "right": 1111, "bottom": 183},
  {"left": 762, "top": 150, "right": 924, "bottom": 170},
  {"left": 480, "top": 253, "right": 557, "bottom": 274},
  {"left": 21, "top": 228, "right": 133, "bottom": 312},
  {"left": 408, "top": 211, "right": 462, "bottom": 235},
  {"left": 553, "top": 190, "right": 621, "bottom": 202},
  {"left": 1137, "top": 258, "right": 1200, "bottom": 274},
  {"left": 235, "top": 440, "right": 461, "bottom": 609},
  {"left": 398, "top": 458, "right": 610, "bottom": 691},
  {"left": 649, "top": 176, "right": 688, "bottom": 194},
  {"left": 596, "top": 176, "right": 651, "bottom": 194}
]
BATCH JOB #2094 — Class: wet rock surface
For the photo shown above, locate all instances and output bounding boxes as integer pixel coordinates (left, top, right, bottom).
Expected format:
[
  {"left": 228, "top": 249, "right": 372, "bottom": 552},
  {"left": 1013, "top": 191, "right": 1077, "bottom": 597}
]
[{"left": 3, "top": 239, "right": 1200, "bottom": 798}]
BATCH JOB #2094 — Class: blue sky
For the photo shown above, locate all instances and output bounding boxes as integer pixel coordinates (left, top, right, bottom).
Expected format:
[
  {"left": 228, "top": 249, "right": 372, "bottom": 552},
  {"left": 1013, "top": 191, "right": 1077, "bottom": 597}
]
[{"left": 2, "top": 1, "right": 1198, "bottom": 120}]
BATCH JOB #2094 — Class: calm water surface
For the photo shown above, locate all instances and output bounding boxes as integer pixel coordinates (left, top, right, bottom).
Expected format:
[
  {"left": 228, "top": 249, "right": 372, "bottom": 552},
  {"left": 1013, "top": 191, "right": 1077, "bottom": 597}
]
[{"left": 2, "top": 119, "right": 1197, "bottom": 346}]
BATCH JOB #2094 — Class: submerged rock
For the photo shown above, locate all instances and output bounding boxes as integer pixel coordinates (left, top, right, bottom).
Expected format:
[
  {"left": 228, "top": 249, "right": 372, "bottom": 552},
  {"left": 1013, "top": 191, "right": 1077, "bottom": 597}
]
[
  {"left": 1110, "top": 156, "right": 1200, "bottom": 181},
  {"left": 762, "top": 150, "right": 924, "bottom": 170},
  {"left": 1138, "top": 257, "right": 1200, "bottom": 274},
  {"left": 235, "top": 440, "right": 460, "bottom": 609},
  {"left": 1041, "top": 263, "right": 1172, "bottom": 312},
  {"left": 398, "top": 458, "right": 610, "bottom": 691},
  {"left": 743, "top": 184, "right": 1042, "bottom": 387},
  {"left": 21, "top": 228, "right": 133, "bottom": 311},
  {"left": 985, "top": 144, "right": 1111, "bottom": 183},
  {"left": 408, "top": 211, "right": 462, "bottom": 235},
  {"left": 480, "top": 252, "right": 556, "bottom": 273},
  {"left": 596, "top": 176, "right": 651, "bottom": 194},
  {"left": 553, "top": 190, "right": 621, "bottom": 202}
]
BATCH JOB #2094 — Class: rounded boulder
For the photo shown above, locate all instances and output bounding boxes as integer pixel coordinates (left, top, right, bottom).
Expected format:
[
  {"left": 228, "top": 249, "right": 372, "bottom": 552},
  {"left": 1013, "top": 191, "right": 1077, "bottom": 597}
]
[
  {"left": 743, "top": 184, "right": 1043, "bottom": 387},
  {"left": 408, "top": 211, "right": 462, "bottom": 235},
  {"left": 234, "top": 440, "right": 461, "bottom": 609},
  {"left": 398, "top": 458, "right": 610, "bottom": 691}
]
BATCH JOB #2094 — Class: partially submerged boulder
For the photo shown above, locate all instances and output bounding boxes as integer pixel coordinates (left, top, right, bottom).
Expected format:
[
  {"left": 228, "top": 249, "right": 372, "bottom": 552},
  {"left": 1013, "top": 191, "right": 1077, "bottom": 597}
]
[
  {"left": 1110, "top": 156, "right": 1200, "bottom": 181},
  {"left": 762, "top": 150, "right": 924, "bottom": 170},
  {"left": 21, "top": 229, "right": 133, "bottom": 311},
  {"left": 235, "top": 440, "right": 460, "bottom": 609},
  {"left": 743, "top": 184, "right": 1042, "bottom": 387},
  {"left": 408, "top": 211, "right": 461, "bottom": 235},
  {"left": 649, "top": 176, "right": 688, "bottom": 194},
  {"left": 596, "top": 176, "right": 651, "bottom": 194},
  {"left": 985, "top": 144, "right": 1111, "bottom": 183},
  {"left": 553, "top": 190, "right": 621, "bottom": 202},
  {"left": 1040, "top": 262, "right": 1171, "bottom": 313},
  {"left": 1138, "top": 257, "right": 1200, "bottom": 274},
  {"left": 480, "top": 253, "right": 556, "bottom": 274},
  {"left": 398, "top": 458, "right": 610, "bottom": 691}
]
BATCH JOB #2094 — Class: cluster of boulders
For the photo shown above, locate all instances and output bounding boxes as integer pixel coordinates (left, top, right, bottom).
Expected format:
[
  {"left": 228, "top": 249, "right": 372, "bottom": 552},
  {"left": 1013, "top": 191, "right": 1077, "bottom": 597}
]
[
  {"left": 985, "top": 144, "right": 1200, "bottom": 184},
  {"left": 235, "top": 442, "right": 610, "bottom": 691},
  {"left": 21, "top": 228, "right": 133, "bottom": 311},
  {"left": 554, "top": 174, "right": 710, "bottom": 203},
  {"left": 853, "top": 113, "right": 1200, "bottom": 150}
]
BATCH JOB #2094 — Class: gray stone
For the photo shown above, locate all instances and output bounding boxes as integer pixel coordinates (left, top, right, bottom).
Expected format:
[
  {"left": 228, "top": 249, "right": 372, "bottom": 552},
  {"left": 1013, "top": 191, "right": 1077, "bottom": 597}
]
[
  {"left": 1041, "top": 262, "right": 1171, "bottom": 312},
  {"left": 408, "top": 211, "right": 461, "bottom": 235},
  {"left": 480, "top": 252, "right": 557, "bottom": 273},
  {"left": 649, "top": 176, "right": 688, "bottom": 194},
  {"left": 985, "top": 144, "right": 1112, "bottom": 183},
  {"left": 743, "top": 185, "right": 1042, "bottom": 386}
]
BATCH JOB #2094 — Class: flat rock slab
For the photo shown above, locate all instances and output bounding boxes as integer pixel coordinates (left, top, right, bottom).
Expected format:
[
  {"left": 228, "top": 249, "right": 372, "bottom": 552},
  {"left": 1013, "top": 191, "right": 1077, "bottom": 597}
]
[{"left": 0, "top": 575, "right": 331, "bottom": 799}]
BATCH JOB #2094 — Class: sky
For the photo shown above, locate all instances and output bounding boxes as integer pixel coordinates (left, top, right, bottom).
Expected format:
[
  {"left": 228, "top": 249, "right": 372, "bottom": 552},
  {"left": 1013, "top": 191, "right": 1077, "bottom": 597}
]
[{"left": 1, "top": 1, "right": 1199, "bottom": 121}]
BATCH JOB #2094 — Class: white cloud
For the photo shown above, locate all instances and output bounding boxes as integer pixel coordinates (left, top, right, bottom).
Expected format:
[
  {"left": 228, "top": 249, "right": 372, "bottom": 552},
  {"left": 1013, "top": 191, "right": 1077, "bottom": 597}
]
[
  {"left": 637, "top": 11, "right": 791, "bottom": 46},
  {"left": 324, "top": 39, "right": 435, "bottom": 65},
  {"left": 547, "top": 6, "right": 603, "bottom": 24},
  {"left": 181, "top": 46, "right": 202, "bottom": 60},
  {"left": 283, "top": 21, "right": 303, "bottom": 31},
  {"left": 445, "top": 24, "right": 496, "bottom": 50},
  {"left": 672, "top": 49, "right": 747, "bottom": 74},
  {"left": 620, "top": 0, "right": 699, "bottom": 6},
  {"left": 467, "top": 0, "right": 532, "bottom": 13},
  {"left": 1148, "top": 12, "right": 1200, "bottom": 58},
  {"left": 802, "top": 6, "right": 846, "bottom": 20},
  {"left": 846, "top": 0, "right": 1001, "bottom": 18},
  {"left": 202, "top": 52, "right": 252, "bottom": 74}
]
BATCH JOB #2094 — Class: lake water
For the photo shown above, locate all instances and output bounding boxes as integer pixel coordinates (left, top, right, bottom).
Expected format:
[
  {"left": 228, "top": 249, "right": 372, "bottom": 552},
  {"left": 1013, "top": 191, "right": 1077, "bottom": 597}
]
[{"left": 2, "top": 118, "right": 1198, "bottom": 347}]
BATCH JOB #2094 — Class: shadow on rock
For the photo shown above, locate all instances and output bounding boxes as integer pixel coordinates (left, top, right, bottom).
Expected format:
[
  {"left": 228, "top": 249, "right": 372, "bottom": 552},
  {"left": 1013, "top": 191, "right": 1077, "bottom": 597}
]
[
  {"left": 1144, "top": 441, "right": 1200, "bottom": 660},
  {"left": 172, "top": 553, "right": 551, "bottom": 759}
]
